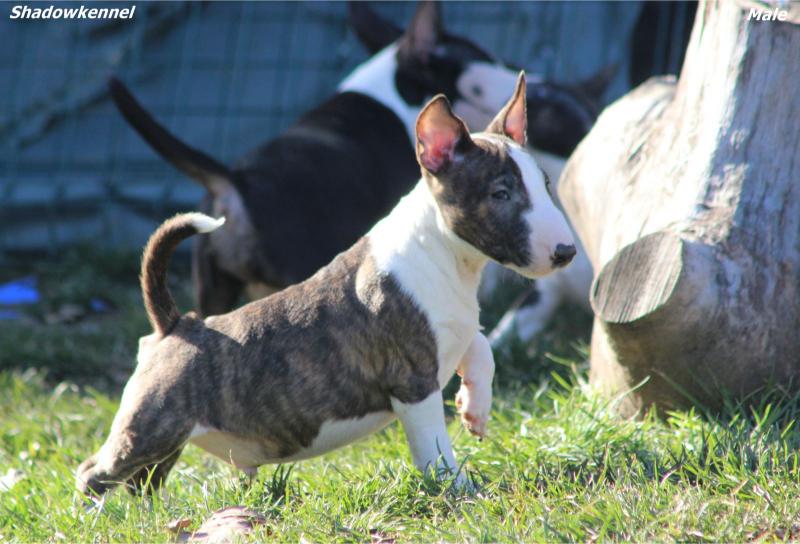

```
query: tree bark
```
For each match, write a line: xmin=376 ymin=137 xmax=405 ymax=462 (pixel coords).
xmin=558 ymin=0 xmax=800 ymax=415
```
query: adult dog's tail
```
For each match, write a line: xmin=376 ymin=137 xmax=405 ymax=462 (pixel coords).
xmin=141 ymin=213 xmax=225 ymax=336
xmin=109 ymin=77 xmax=234 ymax=195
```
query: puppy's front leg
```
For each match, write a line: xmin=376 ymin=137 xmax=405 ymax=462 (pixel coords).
xmin=392 ymin=391 xmax=465 ymax=485
xmin=455 ymin=333 xmax=495 ymax=439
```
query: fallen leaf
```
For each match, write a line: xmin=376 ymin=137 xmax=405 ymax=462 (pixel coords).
xmin=174 ymin=506 xmax=267 ymax=543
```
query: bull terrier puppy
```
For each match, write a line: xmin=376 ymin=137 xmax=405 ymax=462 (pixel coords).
xmin=76 ymin=72 xmax=575 ymax=498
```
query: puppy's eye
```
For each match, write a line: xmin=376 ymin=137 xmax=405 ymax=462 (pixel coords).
xmin=491 ymin=189 xmax=510 ymax=201
xmin=471 ymin=85 xmax=483 ymax=97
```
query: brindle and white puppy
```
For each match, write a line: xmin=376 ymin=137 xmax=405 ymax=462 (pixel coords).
xmin=76 ymin=73 xmax=575 ymax=498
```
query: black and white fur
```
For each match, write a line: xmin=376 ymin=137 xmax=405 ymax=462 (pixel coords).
xmin=347 ymin=3 xmax=613 ymax=349
xmin=109 ymin=1 xmax=523 ymax=317
xmin=482 ymin=68 xmax=615 ymax=350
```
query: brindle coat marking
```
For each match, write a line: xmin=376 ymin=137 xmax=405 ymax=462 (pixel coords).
xmin=77 ymin=229 xmax=438 ymax=495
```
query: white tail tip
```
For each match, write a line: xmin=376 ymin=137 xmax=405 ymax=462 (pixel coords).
xmin=188 ymin=213 xmax=226 ymax=233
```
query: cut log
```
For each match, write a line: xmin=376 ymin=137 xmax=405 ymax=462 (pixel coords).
xmin=558 ymin=0 xmax=800 ymax=415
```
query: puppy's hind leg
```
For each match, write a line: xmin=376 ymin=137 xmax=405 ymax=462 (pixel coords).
xmin=76 ymin=380 xmax=195 ymax=498
xmin=77 ymin=424 xmax=193 ymax=499
xmin=125 ymin=446 xmax=185 ymax=496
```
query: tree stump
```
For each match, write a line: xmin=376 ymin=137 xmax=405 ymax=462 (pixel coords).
xmin=558 ymin=0 xmax=800 ymax=415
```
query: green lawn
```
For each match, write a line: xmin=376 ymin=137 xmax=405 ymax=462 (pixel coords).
xmin=1 ymin=248 xmax=800 ymax=542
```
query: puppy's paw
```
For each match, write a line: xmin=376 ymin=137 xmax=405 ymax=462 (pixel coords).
xmin=455 ymin=382 xmax=491 ymax=439
xmin=75 ymin=456 xmax=98 ymax=496
xmin=76 ymin=458 xmax=109 ymax=512
xmin=76 ymin=455 xmax=117 ymax=500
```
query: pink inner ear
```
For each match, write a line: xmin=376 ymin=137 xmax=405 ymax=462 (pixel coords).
xmin=505 ymin=103 xmax=526 ymax=145
xmin=420 ymin=130 xmax=457 ymax=173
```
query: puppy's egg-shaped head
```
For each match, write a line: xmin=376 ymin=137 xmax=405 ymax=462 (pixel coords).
xmin=415 ymin=72 xmax=575 ymax=278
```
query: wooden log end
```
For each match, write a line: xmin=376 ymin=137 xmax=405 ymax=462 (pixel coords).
xmin=591 ymin=232 xmax=684 ymax=324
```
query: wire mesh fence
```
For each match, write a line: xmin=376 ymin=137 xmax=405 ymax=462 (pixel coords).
xmin=0 ymin=1 xmax=693 ymax=257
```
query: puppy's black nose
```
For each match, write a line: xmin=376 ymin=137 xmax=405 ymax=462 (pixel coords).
xmin=552 ymin=244 xmax=576 ymax=267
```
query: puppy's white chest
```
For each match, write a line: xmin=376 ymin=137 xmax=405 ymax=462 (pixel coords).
xmin=366 ymin=182 xmax=483 ymax=388
xmin=434 ymin=322 xmax=479 ymax=387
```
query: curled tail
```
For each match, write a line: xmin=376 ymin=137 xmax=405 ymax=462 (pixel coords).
xmin=141 ymin=213 xmax=225 ymax=336
xmin=108 ymin=77 xmax=234 ymax=194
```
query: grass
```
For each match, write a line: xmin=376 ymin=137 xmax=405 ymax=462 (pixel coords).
xmin=2 ymin=248 xmax=800 ymax=542
xmin=0 ymin=246 xmax=153 ymax=385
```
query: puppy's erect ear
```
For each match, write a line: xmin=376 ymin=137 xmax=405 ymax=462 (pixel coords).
xmin=486 ymin=71 xmax=527 ymax=146
xmin=348 ymin=2 xmax=403 ymax=54
xmin=399 ymin=1 xmax=442 ymax=64
xmin=416 ymin=95 xmax=473 ymax=175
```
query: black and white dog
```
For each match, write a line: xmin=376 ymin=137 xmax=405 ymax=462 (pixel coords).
xmin=110 ymin=1 xmax=524 ymax=317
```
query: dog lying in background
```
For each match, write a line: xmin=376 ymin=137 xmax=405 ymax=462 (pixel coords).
xmin=349 ymin=2 xmax=612 ymax=350
xmin=350 ymin=1 xmax=614 ymax=159
xmin=77 ymin=73 xmax=576 ymax=497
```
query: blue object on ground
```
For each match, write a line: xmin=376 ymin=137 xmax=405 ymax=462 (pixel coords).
xmin=0 ymin=309 xmax=23 ymax=320
xmin=89 ymin=298 xmax=112 ymax=313
xmin=0 ymin=276 xmax=40 ymax=305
